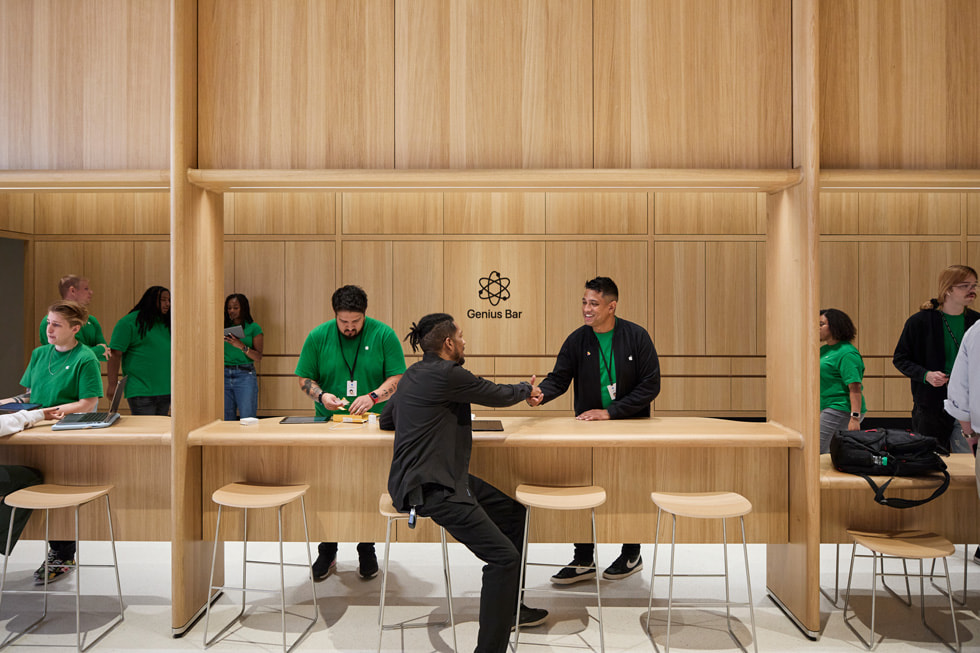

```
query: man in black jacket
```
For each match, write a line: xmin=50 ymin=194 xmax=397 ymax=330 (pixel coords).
xmin=529 ymin=277 xmax=661 ymax=584
xmin=382 ymin=313 xmax=547 ymax=653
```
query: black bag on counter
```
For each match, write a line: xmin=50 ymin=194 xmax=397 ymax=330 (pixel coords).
xmin=829 ymin=428 xmax=949 ymax=509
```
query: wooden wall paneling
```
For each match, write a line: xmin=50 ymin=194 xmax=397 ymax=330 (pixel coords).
xmin=133 ymin=240 xmax=171 ymax=300
xmin=392 ymin=241 xmax=444 ymax=349
xmin=0 ymin=193 xmax=34 ymax=233
xmin=654 ymin=241 xmax=705 ymax=355
xmin=222 ymin=242 xmax=235 ymax=299
xmin=84 ymin=241 xmax=135 ymax=357
xmin=595 ymin=448 xmax=788 ymax=543
xmin=820 ymin=241 xmax=860 ymax=323
xmin=491 ymin=356 xmax=573 ymax=413
xmin=656 ymin=378 xmax=732 ymax=412
xmin=860 ymin=192 xmax=961 ymax=235
xmin=395 ymin=0 xmax=593 ymax=168
xmin=756 ymin=241 xmax=767 ymax=354
xmin=199 ymin=0 xmax=394 ymax=169
xmin=594 ymin=0 xmax=792 ymax=168
xmin=133 ymin=193 xmax=171 ymax=234
xmin=342 ymin=192 xmax=443 ymax=235
xmin=228 ymin=192 xmax=336 ymax=235
xmin=443 ymin=192 xmax=546 ymax=234
xmin=858 ymin=241 xmax=910 ymax=356
xmin=908 ymin=241 xmax=962 ymax=312
xmin=33 ymin=241 xmax=85 ymax=327
xmin=342 ymin=241 xmax=394 ymax=328
xmin=284 ymin=241 xmax=336 ymax=353
xmin=654 ymin=192 xmax=762 ymax=235
xmin=705 ymin=242 xmax=758 ymax=355
xmin=818 ymin=192 xmax=859 ymax=235
xmin=731 ymin=377 xmax=765 ymax=412
xmin=544 ymin=242 xmax=595 ymax=353
xmin=597 ymin=241 xmax=648 ymax=328
xmin=35 ymin=193 xmax=130 ymax=235
xmin=445 ymin=241 xmax=546 ymax=355
xmin=545 ymin=193 xmax=646 ymax=235
xmin=0 ymin=0 xmax=169 ymax=170
xmin=233 ymin=242 xmax=285 ymax=355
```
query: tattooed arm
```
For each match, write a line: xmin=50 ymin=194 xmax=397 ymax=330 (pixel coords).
xmin=348 ymin=374 xmax=402 ymax=415
xmin=297 ymin=377 xmax=345 ymax=410
xmin=0 ymin=390 xmax=31 ymax=405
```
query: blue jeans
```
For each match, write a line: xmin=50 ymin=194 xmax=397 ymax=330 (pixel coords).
xmin=224 ymin=365 xmax=258 ymax=420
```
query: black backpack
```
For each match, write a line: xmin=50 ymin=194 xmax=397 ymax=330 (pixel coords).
xmin=829 ymin=428 xmax=950 ymax=509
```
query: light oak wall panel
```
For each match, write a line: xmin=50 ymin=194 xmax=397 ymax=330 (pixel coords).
xmin=395 ymin=0 xmax=593 ymax=168
xmin=199 ymin=0 xmax=394 ymax=169
xmin=968 ymin=194 xmax=980 ymax=234
xmin=655 ymin=193 xmax=764 ymax=235
xmin=857 ymin=242 xmax=910 ymax=357
xmin=342 ymin=241 xmax=395 ymax=328
xmin=545 ymin=193 xmax=646 ymax=235
xmin=83 ymin=242 xmax=136 ymax=348
xmin=544 ymin=242 xmax=595 ymax=353
xmin=443 ymin=193 xmax=546 ymax=234
xmin=0 ymin=194 xmax=35 ymax=234
xmin=706 ymin=242 xmax=758 ymax=355
xmin=820 ymin=240 xmax=860 ymax=332
xmin=227 ymin=193 xmax=336 ymax=235
xmin=33 ymin=242 xmax=85 ymax=334
xmin=284 ymin=241 xmax=336 ymax=353
xmin=821 ymin=0 xmax=980 ymax=168
xmin=654 ymin=241 xmax=705 ymax=355
xmin=859 ymin=193 xmax=961 ymax=235
xmin=0 ymin=0 xmax=169 ymax=169
xmin=594 ymin=0 xmax=792 ymax=168
xmin=392 ymin=241 xmax=444 ymax=350
xmin=446 ymin=241 xmax=545 ymax=355
xmin=34 ymin=193 xmax=169 ymax=236
xmin=234 ymin=242 xmax=286 ymax=355
xmin=819 ymin=193 xmax=861 ymax=235
xmin=342 ymin=193 xmax=443 ymax=235
xmin=133 ymin=241 xmax=171 ymax=297
xmin=597 ymin=241 xmax=648 ymax=328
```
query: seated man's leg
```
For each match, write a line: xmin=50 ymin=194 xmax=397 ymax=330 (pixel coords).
xmin=418 ymin=481 xmax=522 ymax=653
xmin=0 ymin=466 xmax=43 ymax=555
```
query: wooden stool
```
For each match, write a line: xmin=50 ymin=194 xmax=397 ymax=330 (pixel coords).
xmin=377 ymin=493 xmax=456 ymax=653
xmin=513 ymin=484 xmax=606 ymax=652
xmin=0 ymin=484 xmax=124 ymax=652
xmin=842 ymin=529 xmax=959 ymax=652
xmin=203 ymin=482 xmax=317 ymax=653
xmin=646 ymin=492 xmax=757 ymax=653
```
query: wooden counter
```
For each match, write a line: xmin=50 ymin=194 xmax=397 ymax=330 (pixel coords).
xmin=190 ymin=415 xmax=801 ymax=545
xmin=0 ymin=416 xmax=172 ymax=540
xmin=820 ymin=453 xmax=980 ymax=544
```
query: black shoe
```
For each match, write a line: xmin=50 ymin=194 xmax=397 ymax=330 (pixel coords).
xmin=550 ymin=559 xmax=596 ymax=585
xmin=512 ymin=604 xmax=548 ymax=630
xmin=311 ymin=551 xmax=337 ymax=581
xmin=358 ymin=551 xmax=379 ymax=579
xmin=602 ymin=552 xmax=643 ymax=580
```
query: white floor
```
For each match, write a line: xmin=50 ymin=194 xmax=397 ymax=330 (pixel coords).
xmin=0 ymin=540 xmax=978 ymax=652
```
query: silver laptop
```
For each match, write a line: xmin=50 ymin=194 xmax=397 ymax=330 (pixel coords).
xmin=52 ymin=377 xmax=128 ymax=430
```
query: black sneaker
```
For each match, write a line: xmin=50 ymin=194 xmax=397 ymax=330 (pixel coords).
xmin=358 ymin=551 xmax=379 ymax=579
xmin=34 ymin=550 xmax=75 ymax=585
xmin=602 ymin=552 xmax=643 ymax=580
xmin=550 ymin=559 xmax=596 ymax=585
xmin=311 ymin=551 xmax=337 ymax=581
xmin=512 ymin=604 xmax=548 ymax=630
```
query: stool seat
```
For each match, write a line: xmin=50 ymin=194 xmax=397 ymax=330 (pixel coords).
xmin=211 ymin=482 xmax=309 ymax=509
xmin=846 ymin=530 xmax=955 ymax=559
xmin=515 ymin=484 xmax=606 ymax=510
xmin=4 ymin=484 xmax=113 ymax=510
xmin=650 ymin=491 xmax=751 ymax=519
xmin=378 ymin=493 xmax=403 ymax=518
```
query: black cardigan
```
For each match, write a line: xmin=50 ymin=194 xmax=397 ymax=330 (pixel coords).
xmin=538 ymin=317 xmax=661 ymax=419
xmin=893 ymin=306 xmax=980 ymax=409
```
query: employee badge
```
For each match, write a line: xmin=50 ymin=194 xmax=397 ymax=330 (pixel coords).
xmin=606 ymin=383 xmax=616 ymax=400
xmin=347 ymin=380 xmax=358 ymax=397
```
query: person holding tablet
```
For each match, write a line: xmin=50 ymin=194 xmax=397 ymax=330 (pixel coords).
xmin=223 ymin=293 xmax=264 ymax=420
xmin=1 ymin=300 xmax=103 ymax=584
xmin=107 ymin=286 xmax=172 ymax=415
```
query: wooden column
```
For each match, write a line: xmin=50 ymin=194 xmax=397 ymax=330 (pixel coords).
xmin=765 ymin=0 xmax=821 ymax=638
xmin=171 ymin=0 xmax=224 ymax=634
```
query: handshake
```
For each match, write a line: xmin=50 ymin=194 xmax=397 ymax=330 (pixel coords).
xmin=525 ymin=375 xmax=544 ymax=407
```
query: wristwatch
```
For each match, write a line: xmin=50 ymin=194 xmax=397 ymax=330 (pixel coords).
xmin=369 ymin=391 xmax=380 ymax=404
xmin=850 ymin=412 xmax=860 ymax=419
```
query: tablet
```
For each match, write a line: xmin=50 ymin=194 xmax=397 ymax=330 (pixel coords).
xmin=0 ymin=402 xmax=42 ymax=413
xmin=224 ymin=325 xmax=245 ymax=339
xmin=279 ymin=416 xmax=331 ymax=424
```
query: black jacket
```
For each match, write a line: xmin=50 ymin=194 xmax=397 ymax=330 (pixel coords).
xmin=893 ymin=306 xmax=980 ymax=409
xmin=538 ymin=317 xmax=660 ymax=418
xmin=381 ymin=352 xmax=532 ymax=511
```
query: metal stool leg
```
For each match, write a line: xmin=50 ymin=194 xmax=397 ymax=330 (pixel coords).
xmin=278 ymin=506 xmax=287 ymax=653
xmin=740 ymin=516 xmax=758 ymax=653
xmin=645 ymin=507 xmax=663 ymax=636
xmin=377 ymin=516 xmax=393 ymax=652
xmin=591 ymin=507 xmax=604 ymax=653
xmin=439 ymin=526 xmax=457 ymax=653
xmin=665 ymin=514 xmax=677 ymax=653
xmin=74 ymin=505 xmax=82 ymax=652
xmin=512 ymin=507 xmax=531 ymax=649
xmin=203 ymin=505 xmax=223 ymax=648
xmin=105 ymin=495 xmax=125 ymax=621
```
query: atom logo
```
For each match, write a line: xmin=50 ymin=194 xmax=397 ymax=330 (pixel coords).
xmin=478 ymin=271 xmax=511 ymax=306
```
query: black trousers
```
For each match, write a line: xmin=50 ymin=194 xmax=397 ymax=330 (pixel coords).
xmin=128 ymin=394 xmax=171 ymax=416
xmin=912 ymin=403 xmax=955 ymax=453
xmin=574 ymin=542 xmax=640 ymax=563
xmin=0 ymin=466 xmax=43 ymax=555
xmin=417 ymin=475 xmax=525 ymax=653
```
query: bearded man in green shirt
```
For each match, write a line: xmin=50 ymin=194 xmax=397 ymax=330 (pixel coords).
xmin=295 ymin=285 xmax=406 ymax=581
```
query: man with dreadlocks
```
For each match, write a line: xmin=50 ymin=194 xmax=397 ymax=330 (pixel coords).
xmin=107 ymin=285 xmax=172 ymax=415
xmin=381 ymin=313 xmax=548 ymax=653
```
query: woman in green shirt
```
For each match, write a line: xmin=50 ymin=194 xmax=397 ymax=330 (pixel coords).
xmin=819 ymin=308 xmax=866 ymax=454
xmin=223 ymin=293 xmax=264 ymax=420
xmin=107 ymin=286 xmax=172 ymax=415
xmin=1 ymin=300 xmax=103 ymax=585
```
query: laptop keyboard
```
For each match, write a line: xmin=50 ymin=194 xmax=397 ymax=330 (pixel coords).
xmin=73 ymin=412 xmax=111 ymax=423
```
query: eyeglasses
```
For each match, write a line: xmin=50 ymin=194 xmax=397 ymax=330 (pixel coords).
xmin=953 ymin=283 xmax=978 ymax=291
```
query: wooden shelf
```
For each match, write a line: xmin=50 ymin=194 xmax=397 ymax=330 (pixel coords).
xmin=821 ymin=169 xmax=980 ymax=191
xmin=186 ymin=168 xmax=802 ymax=193
xmin=0 ymin=169 xmax=170 ymax=192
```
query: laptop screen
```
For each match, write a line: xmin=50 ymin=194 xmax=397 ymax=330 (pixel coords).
xmin=107 ymin=376 xmax=128 ymax=412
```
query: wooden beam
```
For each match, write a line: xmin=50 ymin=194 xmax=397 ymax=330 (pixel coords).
xmin=821 ymin=169 xmax=980 ymax=190
xmin=0 ymin=170 xmax=169 ymax=191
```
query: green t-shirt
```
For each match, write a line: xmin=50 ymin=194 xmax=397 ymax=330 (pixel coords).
xmin=109 ymin=312 xmax=172 ymax=397
xmin=595 ymin=327 xmax=617 ymax=409
xmin=224 ymin=321 xmax=263 ymax=366
xmin=39 ymin=314 xmax=109 ymax=361
xmin=819 ymin=341 xmax=866 ymax=413
xmin=294 ymin=317 xmax=407 ymax=417
xmin=941 ymin=312 xmax=965 ymax=375
xmin=20 ymin=343 xmax=103 ymax=406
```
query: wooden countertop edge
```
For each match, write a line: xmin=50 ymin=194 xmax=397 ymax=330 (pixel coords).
xmin=0 ymin=417 xmax=172 ymax=446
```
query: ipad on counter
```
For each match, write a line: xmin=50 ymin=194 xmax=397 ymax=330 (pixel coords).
xmin=472 ymin=419 xmax=504 ymax=432
xmin=279 ymin=416 xmax=331 ymax=424
xmin=0 ymin=402 xmax=42 ymax=413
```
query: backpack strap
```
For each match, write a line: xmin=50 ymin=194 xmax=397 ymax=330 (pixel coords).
xmin=861 ymin=472 xmax=951 ymax=509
